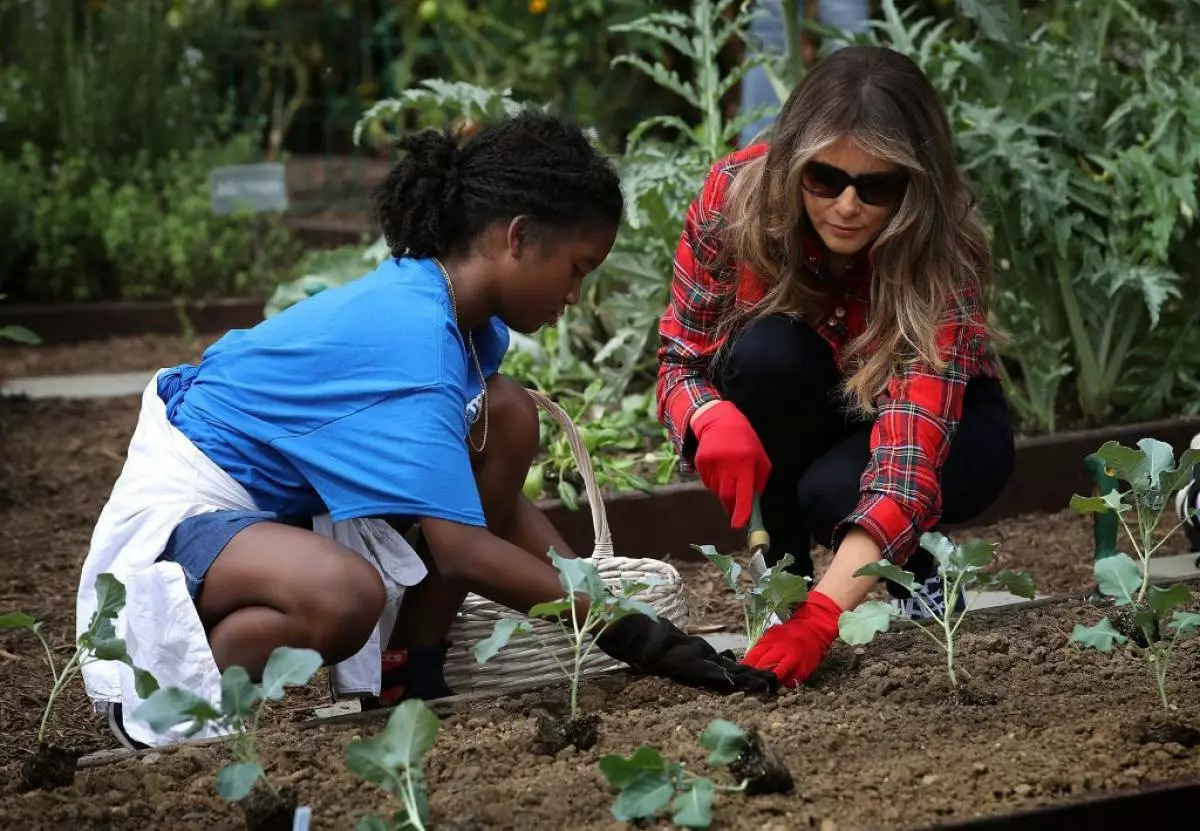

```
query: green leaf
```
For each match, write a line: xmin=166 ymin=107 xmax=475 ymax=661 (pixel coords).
xmin=344 ymin=739 xmax=398 ymax=791
xmin=1138 ymin=438 xmax=1176 ymax=489
xmin=956 ymin=539 xmax=997 ymax=570
xmin=1148 ymin=584 xmax=1192 ymax=620
xmin=92 ymin=573 xmax=128 ymax=623
xmin=220 ymin=666 xmax=260 ymax=719
xmin=90 ymin=636 xmax=128 ymax=662
xmin=698 ymin=719 xmax=747 ymax=766
xmin=1071 ymin=618 xmax=1128 ymax=652
xmin=216 ymin=762 xmax=262 ymax=802
xmin=473 ymin=619 xmax=529 ymax=663
xmin=557 ymin=479 xmax=579 ymax=511
xmin=354 ymin=815 xmax=390 ymax=831
xmin=749 ymin=567 xmax=809 ymax=623
xmin=1168 ymin=611 xmax=1200 ymax=638
xmin=610 ymin=772 xmax=675 ymax=822
xmin=609 ymin=596 xmax=659 ymax=621
xmin=1096 ymin=441 xmax=1152 ymax=489
xmin=919 ymin=532 xmax=957 ymax=569
xmin=1094 ymin=553 xmax=1142 ymax=605
xmin=1158 ymin=447 xmax=1200 ymax=498
xmin=132 ymin=686 xmax=222 ymax=735
xmin=260 ymin=646 xmax=323 ymax=701
xmin=132 ymin=667 xmax=159 ymax=699
xmin=0 ymin=612 xmax=37 ymax=631
xmin=382 ymin=699 xmax=440 ymax=766
xmin=692 ymin=544 xmax=742 ymax=592
xmin=550 ymin=549 xmax=606 ymax=602
xmin=528 ymin=599 xmax=572 ymax=620
xmin=599 ymin=745 xmax=667 ymax=789
xmin=0 ymin=324 xmax=41 ymax=345
xmin=838 ymin=601 xmax=894 ymax=645
xmin=1070 ymin=489 xmax=1127 ymax=516
xmin=671 ymin=778 xmax=714 ymax=828
xmin=853 ymin=560 xmax=919 ymax=592
xmin=988 ymin=569 xmax=1037 ymax=600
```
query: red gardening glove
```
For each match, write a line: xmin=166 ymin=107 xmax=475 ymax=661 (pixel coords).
xmin=691 ymin=400 xmax=771 ymax=528
xmin=742 ymin=590 xmax=843 ymax=687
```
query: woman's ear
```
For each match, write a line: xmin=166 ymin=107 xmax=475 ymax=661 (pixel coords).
xmin=505 ymin=215 xmax=530 ymax=259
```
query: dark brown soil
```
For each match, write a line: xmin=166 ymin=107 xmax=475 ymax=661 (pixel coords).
xmin=19 ymin=744 xmax=79 ymax=792
xmin=3 ymin=390 xmax=1199 ymax=829
xmin=0 ymin=333 xmax=219 ymax=379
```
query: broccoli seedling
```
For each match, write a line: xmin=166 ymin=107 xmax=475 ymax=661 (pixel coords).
xmin=598 ymin=719 xmax=750 ymax=829
xmin=133 ymin=645 xmax=322 ymax=805
xmin=345 ymin=698 xmax=440 ymax=831
xmin=473 ymin=548 xmax=659 ymax=721
xmin=837 ymin=532 xmax=1035 ymax=688
xmin=1 ymin=572 xmax=159 ymax=746
xmin=1068 ymin=438 xmax=1200 ymax=715
xmin=691 ymin=547 xmax=810 ymax=650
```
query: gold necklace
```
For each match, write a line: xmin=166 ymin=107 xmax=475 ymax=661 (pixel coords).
xmin=432 ymin=257 xmax=488 ymax=454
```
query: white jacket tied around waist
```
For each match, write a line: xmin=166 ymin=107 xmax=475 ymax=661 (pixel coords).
xmin=76 ymin=371 xmax=428 ymax=748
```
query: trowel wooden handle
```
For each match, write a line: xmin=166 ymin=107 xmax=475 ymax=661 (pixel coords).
xmin=747 ymin=493 xmax=770 ymax=554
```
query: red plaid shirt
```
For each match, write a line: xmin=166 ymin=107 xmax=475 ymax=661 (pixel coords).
xmin=655 ymin=144 xmax=1000 ymax=565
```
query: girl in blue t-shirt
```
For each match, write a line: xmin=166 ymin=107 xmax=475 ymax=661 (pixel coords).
xmin=88 ymin=111 xmax=775 ymax=748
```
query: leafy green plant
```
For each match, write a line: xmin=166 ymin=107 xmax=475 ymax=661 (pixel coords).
xmin=0 ymin=573 xmax=158 ymax=747
xmin=0 ymin=294 xmax=40 ymax=345
xmin=473 ymin=548 xmax=659 ymax=721
xmin=691 ymin=547 xmax=810 ymax=650
xmin=838 ymin=532 xmax=1036 ymax=688
xmin=345 ymin=699 xmax=441 ymax=831
xmin=133 ymin=646 xmax=323 ymax=807
xmin=1069 ymin=437 xmax=1200 ymax=714
xmin=598 ymin=719 xmax=750 ymax=829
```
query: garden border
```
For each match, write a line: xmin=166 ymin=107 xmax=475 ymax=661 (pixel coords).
xmin=0 ymin=299 xmax=269 ymax=345
xmin=539 ymin=415 xmax=1200 ymax=560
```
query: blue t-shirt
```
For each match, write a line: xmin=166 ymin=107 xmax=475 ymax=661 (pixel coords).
xmin=161 ymin=256 xmax=510 ymax=526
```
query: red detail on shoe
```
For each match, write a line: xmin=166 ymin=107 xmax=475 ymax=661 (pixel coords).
xmin=381 ymin=649 xmax=409 ymax=672
xmin=376 ymin=649 xmax=410 ymax=707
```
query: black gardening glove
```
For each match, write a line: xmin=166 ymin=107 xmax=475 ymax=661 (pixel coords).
xmin=596 ymin=613 xmax=779 ymax=696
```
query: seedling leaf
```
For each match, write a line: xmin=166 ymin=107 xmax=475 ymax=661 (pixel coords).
xmin=1070 ymin=491 xmax=1127 ymax=514
xmin=988 ymin=569 xmax=1037 ymax=599
xmin=354 ymin=815 xmax=389 ymax=831
xmin=133 ymin=667 xmax=159 ymax=699
xmin=133 ymin=686 xmax=223 ymax=735
xmin=957 ymin=539 xmax=996 ymax=570
xmin=473 ymin=619 xmax=530 ymax=663
xmin=920 ymin=532 xmax=957 ymax=568
xmin=1158 ymin=447 xmax=1200 ymax=496
xmin=610 ymin=596 xmax=660 ymax=621
xmin=750 ymin=566 xmax=809 ymax=615
xmin=698 ymin=719 xmax=747 ymax=766
xmin=220 ymin=666 xmax=260 ymax=719
xmin=93 ymin=573 xmax=127 ymax=624
xmin=671 ymin=778 xmax=714 ymax=828
xmin=1094 ymin=553 xmax=1141 ymax=605
xmin=1096 ymin=441 xmax=1153 ymax=489
xmin=1072 ymin=618 xmax=1128 ymax=651
xmin=1138 ymin=438 xmax=1175 ymax=488
xmin=599 ymin=745 xmax=667 ymax=788
xmin=216 ymin=762 xmax=262 ymax=801
xmin=1148 ymin=584 xmax=1192 ymax=620
xmin=838 ymin=601 xmax=894 ymax=645
xmin=550 ymin=549 xmax=607 ymax=601
xmin=692 ymin=544 xmax=742 ymax=591
xmin=528 ymin=599 xmax=573 ymax=619
xmin=91 ymin=636 xmax=129 ymax=662
xmin=260 ymin=646 xmax=323 ymax=701
xmin=383 ymin=699 xmax=441 ymax=765
xmin=611 ymin=772 xmax=675 ymax=821
xmin=0 ymin=612 xmax=37 ymax=630
xmin=853 ymin=560 xmax=919 ymax=593
xmin=1168 ymin=611 xmax=1200 ymax=638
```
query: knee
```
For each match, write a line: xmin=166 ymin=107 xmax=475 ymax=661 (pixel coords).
xmin=301 ymin=558 xmax=386 ymax=664
xmin=795 ymin=464 xmax=859 ymax=548
xmin=482 ymin=374 xmax=540 ymax=466
xmin=718 ymin=314 xmax=838 ymax=406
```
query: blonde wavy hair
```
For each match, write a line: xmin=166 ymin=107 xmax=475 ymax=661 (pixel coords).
xmin=716 ymin=46 xmax=995 ymax=417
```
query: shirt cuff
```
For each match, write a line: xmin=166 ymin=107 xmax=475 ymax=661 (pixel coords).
xmin=665 ymin=384 xmax=721 ymax=467
xmin=834 ymin=492 xmax=920 ymax=566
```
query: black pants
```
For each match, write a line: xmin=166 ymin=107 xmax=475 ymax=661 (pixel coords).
xmin=714 ymin=314 xmax=1015 ymax=582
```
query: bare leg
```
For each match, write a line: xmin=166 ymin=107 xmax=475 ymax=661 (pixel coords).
xmin=389 ymin=374 xmax=573 ymax=651
xmin=197 ymin=522 xmax=386 ymax=679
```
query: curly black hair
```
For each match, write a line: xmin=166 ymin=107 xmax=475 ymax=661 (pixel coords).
xmin=372 ymin=110 xmax=624 ymax=259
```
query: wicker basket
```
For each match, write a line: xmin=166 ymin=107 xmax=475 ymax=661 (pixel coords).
xmin=441 ymin=389 xmax=689 ymax=693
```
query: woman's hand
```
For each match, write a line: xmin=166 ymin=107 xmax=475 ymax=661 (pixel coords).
xmin=742 ymin=527 xmax=882 ymax=686
xmin=690 ymin=400 xmax=771 ymax=528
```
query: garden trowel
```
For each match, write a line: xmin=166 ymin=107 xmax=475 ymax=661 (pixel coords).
xmin=745 ymin=495 xmax=785 ymax=630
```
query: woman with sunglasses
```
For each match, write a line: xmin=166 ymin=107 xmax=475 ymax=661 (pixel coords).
xmin=656 ymin=45 xmax=1015 ymax=687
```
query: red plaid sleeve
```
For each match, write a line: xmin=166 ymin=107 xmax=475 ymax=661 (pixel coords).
xmin=835 ymin=296 xmax=993 ymax=565
xmin=655 ymin=153 xmax=749 ymax=461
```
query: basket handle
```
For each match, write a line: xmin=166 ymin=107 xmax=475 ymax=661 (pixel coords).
xmin=525 ymin=388 xmax=614 ymax=558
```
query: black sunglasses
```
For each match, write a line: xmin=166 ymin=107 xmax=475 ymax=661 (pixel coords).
xmin=800 ymin=161 xmax=908 ymax=207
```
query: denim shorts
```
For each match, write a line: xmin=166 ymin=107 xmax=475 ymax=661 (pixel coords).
xmin=158 ymin=510 xmax=304 ymax=601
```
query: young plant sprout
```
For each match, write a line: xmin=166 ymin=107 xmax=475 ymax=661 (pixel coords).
xmin=598 ymin=719 xmax=751 ymax=829
xmin=473 ymin=548 xmax=659 ymax=722
xmin=2 ymin=572 xmax=159 ymax=790
xmin=133 ymin=645 xmax=323 ymax=826
xmin=2 ymin=573 xmax=158 ymax=745
xmin=1068 ymin=438 xmax=1200 ymax=715
xmin=837 ymin=532 xmax=1035 ymax=688
xmin=345 ymin=698 xmax=440 ymax=831
xmin=692 ymin=546 xmax=810 ymax=650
